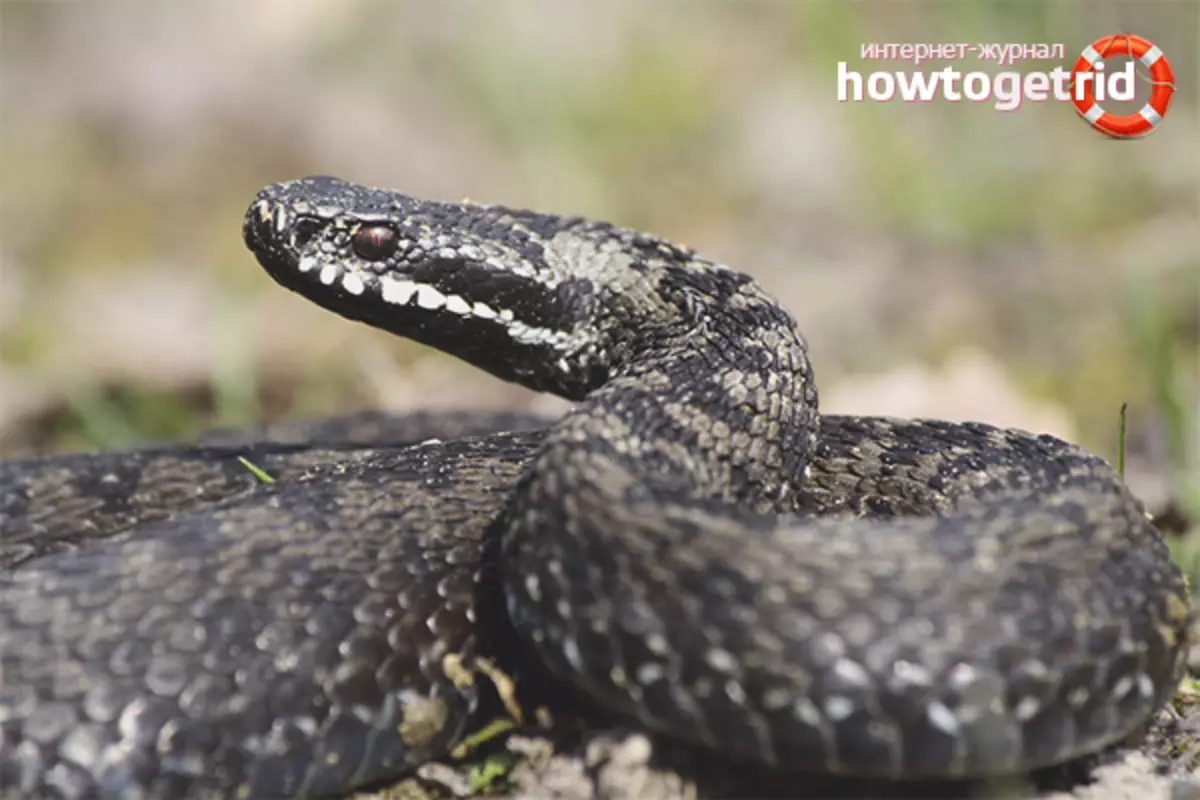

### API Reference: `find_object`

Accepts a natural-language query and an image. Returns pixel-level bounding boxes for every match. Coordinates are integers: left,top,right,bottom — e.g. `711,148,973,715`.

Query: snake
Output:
0,175,1191,798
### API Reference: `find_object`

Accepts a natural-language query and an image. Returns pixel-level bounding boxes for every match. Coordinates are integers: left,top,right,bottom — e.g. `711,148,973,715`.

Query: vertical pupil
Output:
353,226,397,260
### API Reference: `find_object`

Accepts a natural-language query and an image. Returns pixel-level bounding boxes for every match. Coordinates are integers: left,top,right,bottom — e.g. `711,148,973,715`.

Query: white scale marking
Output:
415,284,446,310
637,663,664,685
926,701,960,735
705,648,737,674
298,255,319,273
823,695,854,721
794,697,823,727
563,638,583,670
380,277,418,305
890,660,934,688
341,271,584,360
833,658,871,687
946,663,978,689
1014,696,1041,721
341,273,365,295
319,264,340,286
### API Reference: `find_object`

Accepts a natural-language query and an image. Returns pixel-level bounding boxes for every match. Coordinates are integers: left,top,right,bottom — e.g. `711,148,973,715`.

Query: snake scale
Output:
0,176,1191,798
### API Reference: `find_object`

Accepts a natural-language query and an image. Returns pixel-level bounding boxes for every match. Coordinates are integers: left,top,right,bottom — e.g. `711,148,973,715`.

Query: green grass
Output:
59,383,208,450
1125,268,1200,585
236,456,275,484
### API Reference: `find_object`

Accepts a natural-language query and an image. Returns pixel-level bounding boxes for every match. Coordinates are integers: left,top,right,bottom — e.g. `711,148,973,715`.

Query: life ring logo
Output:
1072,34,1175,139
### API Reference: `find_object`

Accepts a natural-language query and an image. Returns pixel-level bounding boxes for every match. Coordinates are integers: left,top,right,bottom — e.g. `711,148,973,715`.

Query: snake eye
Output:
352,225,399,261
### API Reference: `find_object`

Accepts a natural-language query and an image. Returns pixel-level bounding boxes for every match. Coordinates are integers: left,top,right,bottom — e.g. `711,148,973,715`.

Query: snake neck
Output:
243,176,819,504
552,323,818,508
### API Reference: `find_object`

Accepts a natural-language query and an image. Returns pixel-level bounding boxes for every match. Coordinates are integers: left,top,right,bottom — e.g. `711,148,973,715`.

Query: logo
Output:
842,35,1177,139
1071,34,1175,139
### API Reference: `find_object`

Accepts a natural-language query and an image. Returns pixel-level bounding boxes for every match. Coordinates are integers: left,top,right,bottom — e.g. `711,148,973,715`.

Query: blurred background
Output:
1,2,1196,545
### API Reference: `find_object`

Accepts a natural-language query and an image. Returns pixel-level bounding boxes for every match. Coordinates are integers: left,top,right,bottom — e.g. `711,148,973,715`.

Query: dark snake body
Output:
0,177,1190,798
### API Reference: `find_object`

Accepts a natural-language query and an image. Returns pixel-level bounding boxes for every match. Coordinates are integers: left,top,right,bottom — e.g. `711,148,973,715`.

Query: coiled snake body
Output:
0,176,1190,798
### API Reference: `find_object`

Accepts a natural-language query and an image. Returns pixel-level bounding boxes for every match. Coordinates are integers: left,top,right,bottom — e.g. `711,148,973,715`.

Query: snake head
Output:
244,176,612,399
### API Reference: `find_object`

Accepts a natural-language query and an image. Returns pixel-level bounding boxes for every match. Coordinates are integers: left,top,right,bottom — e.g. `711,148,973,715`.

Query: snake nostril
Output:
291,218,323,250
